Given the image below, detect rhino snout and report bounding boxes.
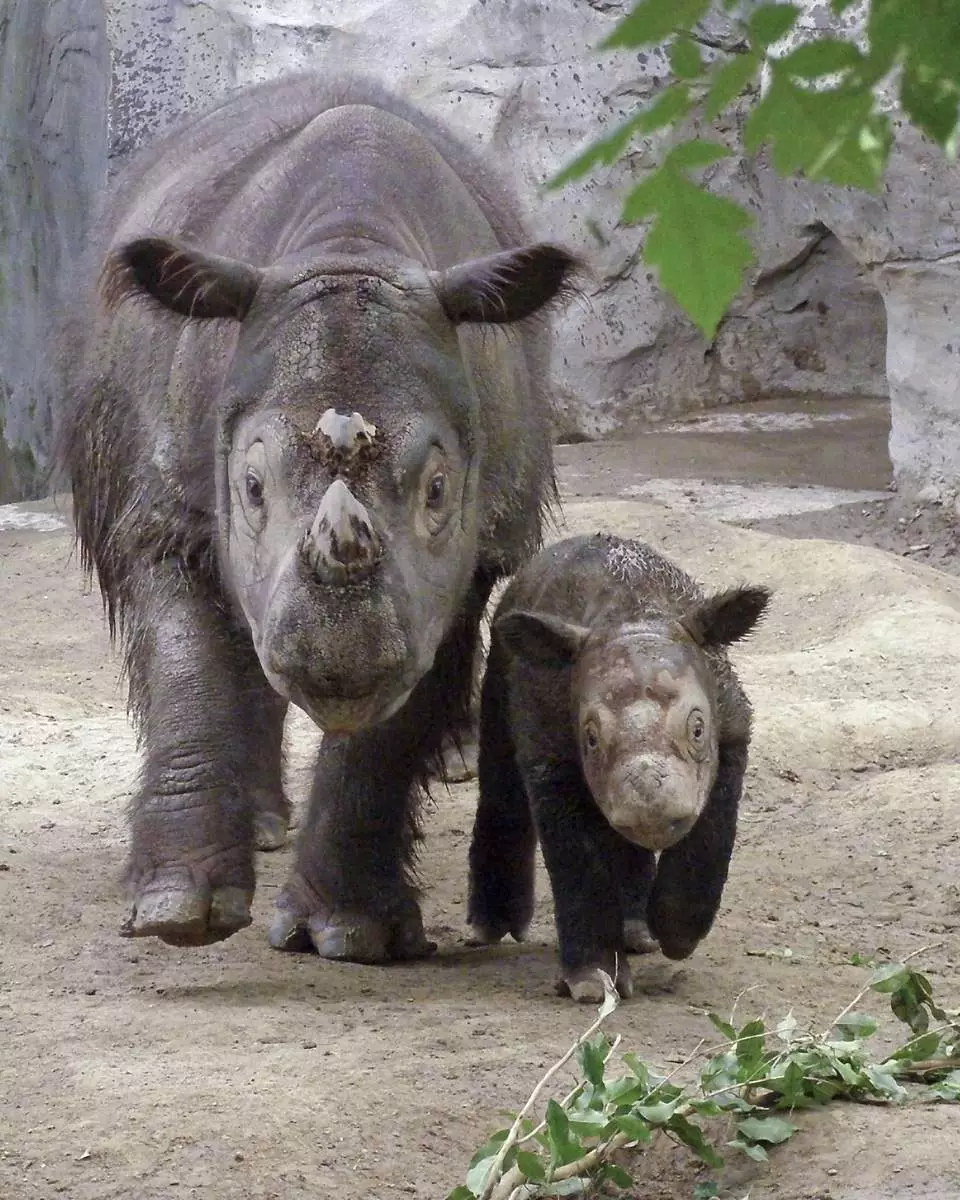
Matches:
[603,759,702,851]
[299,479,382,585]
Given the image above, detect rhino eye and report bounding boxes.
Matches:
[425,473,446,509]
[583,719,601,754]
[687,709,708,758]
[245,469,265,508]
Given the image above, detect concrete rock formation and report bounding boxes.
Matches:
[0,0,109,502]
[2,0,957,507]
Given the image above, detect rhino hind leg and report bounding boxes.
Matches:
[466,638,536,944]
[429,630,486,784]
[270,576,493,963]
[121,572,277,946]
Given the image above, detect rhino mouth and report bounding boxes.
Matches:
[281,677,417,737]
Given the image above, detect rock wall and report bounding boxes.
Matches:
[0,0,110,502]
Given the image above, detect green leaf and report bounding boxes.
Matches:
[744,68,891,189]
[869,963,912,994]
[923,1070,960,1101]
[779,38,864,79]
[735,1019,768,1073]
[545,1100,581,1168]
[887,1031,945,1063]
[831,0,861,12]
[735,1115,797,1145]
[465,1155,498,1197]
[447,1188,477,1200]
[621,1052,652,1087]
[467,1130,509,1170]
[613,1114,652,1143]
[515,1152,547,1183]
[600,1164,635,1189]
[707,1013,737,1041]
[862,1064,909,1102]
[622,166,754,339]
[667,1113,725,1168]
[704,52,761,119]
[637,1096,683,1125]
[578,1038,607,1088]
[546,85,692,190]
[833,1012,879,1040]
[694,1184,720,1200]
[748,4,800,49]
[664,138,732,171]
[900,62,960,146]
[670,35,703,80]
[602,0,711,50]
[728,1137,769,1162]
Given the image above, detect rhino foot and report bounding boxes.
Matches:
[464,917,529,946]
[121,868,253,947]
[556,956,634,1004]
[623,917,660,955]
[268,891,436,963]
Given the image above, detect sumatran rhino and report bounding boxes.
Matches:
[466,534,770,1001]
[56,73,580,961]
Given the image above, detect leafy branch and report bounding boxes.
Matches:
[448,956,960,1200]
[548,0,960,336]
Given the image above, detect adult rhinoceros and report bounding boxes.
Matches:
[57,72,578,963]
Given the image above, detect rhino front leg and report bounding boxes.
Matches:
[245,688,292,851]
[270,578,492,963]
[121,573,271,946]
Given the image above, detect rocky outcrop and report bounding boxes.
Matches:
[0,0,109,502]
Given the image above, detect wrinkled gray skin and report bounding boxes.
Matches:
[466,534,771,1001]
[56,73,578,960]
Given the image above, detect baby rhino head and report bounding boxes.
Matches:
[498,585,770,851]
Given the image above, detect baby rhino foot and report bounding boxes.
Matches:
[268,886,436,963]
[623,917,660,955]
[431,733,479,784]
[253,791,294,851]
[556,956,634,1004]
[121,866,253,947]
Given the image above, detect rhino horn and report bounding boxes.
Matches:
[299,479,382,584]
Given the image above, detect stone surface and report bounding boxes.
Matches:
[0,0,109,502]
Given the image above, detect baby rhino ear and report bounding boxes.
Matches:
[495,610,591,669]
[680,586,772,648]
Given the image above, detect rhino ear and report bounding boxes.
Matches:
[680,586,772,648]
[433,244,581,325]
[99,235,263,320]
[496,609,591,668]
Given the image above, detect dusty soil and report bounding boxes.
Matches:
[2,431,959,1199]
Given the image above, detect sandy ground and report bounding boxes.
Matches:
[1,400,958,1200]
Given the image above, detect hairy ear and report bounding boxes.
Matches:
[432,243,581,325]
[495,610,591,668]
[99,235,263,320]
[680,586,772,648]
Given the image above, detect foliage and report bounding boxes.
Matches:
[548,0,960,337]
[448,959,960,1200]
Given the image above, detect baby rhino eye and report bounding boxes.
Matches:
[582,719,601,754]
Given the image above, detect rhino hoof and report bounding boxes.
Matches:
[121,877,253,946]
[254,811,290,851]
[268,899,436,963]
[557,960,634,1004]
[623,917,660,955]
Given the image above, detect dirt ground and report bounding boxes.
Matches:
[2,411,959,1200]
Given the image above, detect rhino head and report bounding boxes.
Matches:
[102,235,578,734]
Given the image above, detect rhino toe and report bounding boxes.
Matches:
[122,875,252,946]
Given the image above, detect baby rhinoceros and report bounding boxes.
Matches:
[466,533,771,1002]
